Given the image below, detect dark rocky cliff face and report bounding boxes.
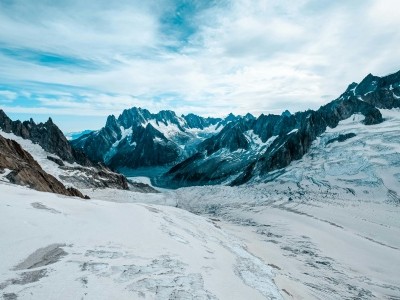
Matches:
[0,111,92,166]
[0,135,87,198]
[0,111,129,190]
[108,123,182,169]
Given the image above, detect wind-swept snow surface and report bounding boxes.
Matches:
[0,183,282,300]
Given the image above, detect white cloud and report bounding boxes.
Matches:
[0,90,18,102]
[1,0,399,129]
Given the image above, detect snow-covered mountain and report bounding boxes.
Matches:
[71,108,243,169]
[65,130,93,141]
[71,70,400,188]
[162,107,400,299]
[164,70,400,187]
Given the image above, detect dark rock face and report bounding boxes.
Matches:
[59,164,129,190]
[47,156,65,166]
[0,110,129,191]
[0,135,87,198]
[108,123,181,168]
[326,133,357,145]
[0,111,92,166]
[72,107,250,170]
[183,113,221,130]
[199,120,254,155]
[165,70,399,187]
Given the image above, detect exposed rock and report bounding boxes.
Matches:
[128,180,160,193]
[200,120,254,155]
[0,134,87,198]
[183,113,221,130]
[59,164,129,190]
[47,156,65,166]
[0,110,93,166]
[326,133,357,145]
[0,111,129,191]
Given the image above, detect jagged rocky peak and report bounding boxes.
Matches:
[144,122,167,139]
[345,82,358,93]
[117,107,151,128]
[0,109,81,164]
[105,114,119,128]
[0,110,129,191]
[281,110,292,117]
[225,113,237,122]
[156,109,178,123]
[183,113,221,129]
[72,106,229,169]
[244,113,255,120]
[200,119,254,156]
[108,122,181,169]
[355,73,380,95]
[183,113,206,129]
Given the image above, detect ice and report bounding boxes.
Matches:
[0,183,283,299]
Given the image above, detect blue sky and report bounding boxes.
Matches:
[0,0,399,132]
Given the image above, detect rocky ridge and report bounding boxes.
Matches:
[0,111,129,190]
[0,135,87,198]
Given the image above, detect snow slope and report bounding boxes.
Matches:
[96,110,400,299]
[0,182,283,300]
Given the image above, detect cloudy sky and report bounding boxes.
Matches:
[0,0,399,131]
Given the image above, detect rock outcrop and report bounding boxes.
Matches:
[0,135,87,198]
[0,111,129,191]
[0,111,92,166]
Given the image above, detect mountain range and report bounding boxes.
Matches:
[70,70,400,188]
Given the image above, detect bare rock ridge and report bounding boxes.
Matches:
[0,111,129,190]
[0,111,91,166]
[0,135,87,198]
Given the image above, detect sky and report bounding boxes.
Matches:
[0,0,399,132]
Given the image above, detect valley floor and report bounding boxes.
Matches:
[0,182,282,300]
[84,182,400,300]
[1,177,400,299]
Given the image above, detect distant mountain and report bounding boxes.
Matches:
[71,108,249,169]
[65,130,94,141]
[164,70,400,187]
[70,70,400,188]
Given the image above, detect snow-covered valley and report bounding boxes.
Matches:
[1,110,400,299]
[0,183,283,300]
